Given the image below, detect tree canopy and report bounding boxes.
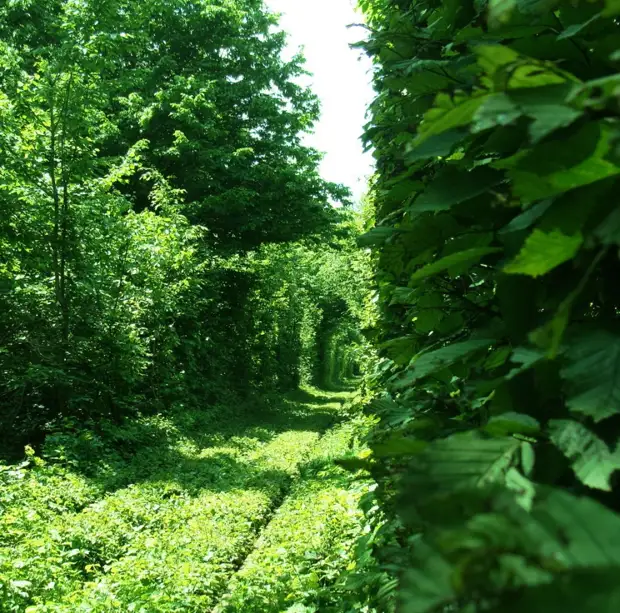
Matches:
[0,0,361,450]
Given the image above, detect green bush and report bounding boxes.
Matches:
[217,421,375,613]
[357,0,620,610]
[0,390,360,613]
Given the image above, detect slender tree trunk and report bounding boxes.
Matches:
[48,73,74,411]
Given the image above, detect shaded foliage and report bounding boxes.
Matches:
[356,0,620,610]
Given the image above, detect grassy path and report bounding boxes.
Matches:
[0,388,370,613]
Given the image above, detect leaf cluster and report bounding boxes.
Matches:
[356,0,620,609]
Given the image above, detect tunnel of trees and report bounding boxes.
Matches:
[3,0,620,611]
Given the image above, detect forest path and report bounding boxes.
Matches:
[1,387,369,613]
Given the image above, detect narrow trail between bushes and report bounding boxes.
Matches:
[1,388,371,613]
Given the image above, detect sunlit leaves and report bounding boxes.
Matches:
[504,230,582,277]
[549,419,620,491]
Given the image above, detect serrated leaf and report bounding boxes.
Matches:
[403,431,523,496]
[400,542,456,613]
[504,229,582,277]
[561,330,620,422]
[549,419,620,491]
[411,247,501,282]
[530,488,620,566]
[413,167,505,212]
[392,339,492,388]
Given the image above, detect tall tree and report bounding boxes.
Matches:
[0,0,349,447]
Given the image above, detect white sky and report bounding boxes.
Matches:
[265,0,375,204]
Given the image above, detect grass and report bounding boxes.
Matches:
[0,387,373,613]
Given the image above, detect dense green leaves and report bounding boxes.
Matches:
[411,247,501,282]
[0,0,367,449]
[393,340,492,388]
[413,168,505,212]
[356,0,620,609]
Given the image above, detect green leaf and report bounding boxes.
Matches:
[414,309,443,334]
[594,207,620,246]
[411,247,501,283]
[549,419,620,491]
[495,568,620,613]
[403,431,523,495]
[506,347,546,380]
[385,179,424,203]
[475,44,521,74]
[485,413,541,437]
[392,340,492,388]
[529,300,571,357]
[381,335,418,367]
[499,200,553,234]
[416,93,489,145]
[372,436,428,458]
[489,0,561,25]
[528,105,582,144]
[506,85,581,143]
[390,286,417,305]
[561,330,620,422]
[405,130,467,162]
[413,167,505,212]
[503,229,582,277]
[506,123,620,202]
[557,14,601,40]
[604,0,620,16]
[530,488,620,567]
[400,542,456,613]
[472,93,522,133]
[357,227,399,247]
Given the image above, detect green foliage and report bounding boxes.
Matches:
[0,389,357,612]
[0,0,370,448]
[356,0,620,609]
[217,420,375,613]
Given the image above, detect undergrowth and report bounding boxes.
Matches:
[0,387,374,613]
